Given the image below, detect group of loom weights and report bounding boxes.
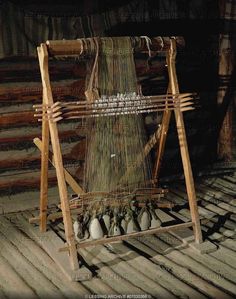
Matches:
[73,198,162,242]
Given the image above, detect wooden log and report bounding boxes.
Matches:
[0,137,86,170]
[0,59,163,89]
[0,111,36,127]
[0,171,58,191]
[0,156,41,170]
[46,36,185,56]
[0,129,81,146]
[0,60,87,83]
[0,155,82,173]
[69,139,86,160]
[0,63,166,96]
[0,59,86,73]
[0,80,86,103]
[135,59,166,77]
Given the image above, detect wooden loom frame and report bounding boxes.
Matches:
[31,37,203,281]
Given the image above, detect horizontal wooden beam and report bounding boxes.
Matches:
[59,221,194,251]
[0,129,80,144]
[0,80,86,102]
[0,155,84,174]
[0,111,35,127]
[0,174,57,191]
[46,36,185,56]
[0,163,83,191]
[0,60,165,99]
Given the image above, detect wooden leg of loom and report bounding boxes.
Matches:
[49,123,80,270]
[39,95,49,232]
[174,111,203,243]
[168,38,203,244]
[38,44,79,272]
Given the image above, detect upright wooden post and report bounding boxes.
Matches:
[152,85,172,181]
[168,38,203,244]
[39,89,49,232]
[37,44,79,270]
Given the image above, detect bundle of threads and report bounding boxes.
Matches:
[78,37,155,240]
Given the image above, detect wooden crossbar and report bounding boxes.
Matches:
[46,36,185,56]
[59,221,194,251]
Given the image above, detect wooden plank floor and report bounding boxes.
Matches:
[0,173,235,298]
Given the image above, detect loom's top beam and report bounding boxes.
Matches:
[45,36,184,56]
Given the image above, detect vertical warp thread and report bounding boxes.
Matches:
[84,37,152,195]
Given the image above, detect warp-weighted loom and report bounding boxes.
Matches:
[30,36,203,281]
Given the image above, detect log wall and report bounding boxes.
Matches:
[0,49,220,211]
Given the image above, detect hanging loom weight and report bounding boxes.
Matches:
[149,209,161,229]
[89,215,104,240]
[102,213,111,232]
[73,220,83,242]
[138,207,151,231]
